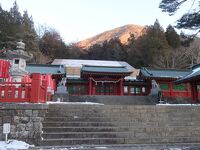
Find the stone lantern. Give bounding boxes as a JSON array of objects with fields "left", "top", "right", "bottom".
[{"left": 6, "top": 40, "right": 33, "bottom": 82}]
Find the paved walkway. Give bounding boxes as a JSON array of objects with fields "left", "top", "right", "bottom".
[{"left": 30, "top": 144, "right": 200, "bottom": 150}]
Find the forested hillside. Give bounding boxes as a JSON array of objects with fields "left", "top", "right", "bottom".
[{"left": 0, "top": 1, "right": 199, "bottom": 69}]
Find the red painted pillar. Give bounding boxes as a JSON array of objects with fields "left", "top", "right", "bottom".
[
  {"left": 114, "top": 83, "right": 117, "bottom": 95},
  {"left": 186, "top": 83, "right": 190, "bottom": 97},
  {"left": 169, "top": 82, "right": 173, "bottom": 97},
  {"left": 30, "top": 73, "right": 41, "bottom": 103},
  {"left": 41, "top": 80, "right": 47, "bottom": 103},
  {"left": 191, "top": 82, "right": 198, "bottom": 103},
  {"left": 89, "top": 77, "right": 92, "bottom": 95},
  {"left": 120, "top": 78, "right": 123, "bottom": 96}
]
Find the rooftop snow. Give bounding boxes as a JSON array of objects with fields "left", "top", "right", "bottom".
[{"left": 52, "top": 59, "right": 134, "bottom": 71}]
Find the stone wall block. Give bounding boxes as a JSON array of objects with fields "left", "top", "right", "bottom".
[
  {"left": 0, "top": 117, "right": 2, "bottom": 125},
  {"left": 32, "top": 117, "right": 42, "bottom": 122},
  {"left": 17, "top": 124, "right": 26, "bottom": 132},
  {"left": 33, "top": 122, "right": 42, "bottom": 133},
  {"left": 3, "top": 116, "right": 11, "bottom": 123},
  {"left": 13, "top": 116, "right": 20, "bottom": 124},
  {"left": 20, "top": 117, "right": 29, "bottom": 124},
  {"left": 16, "top": 110, "right": 25, "bottom": 116},
  {"left": 32, "top": 110, "right": 39, "bottom": 117},
  {"left": 26, "top": 122, "right": 33, "bottom": 131},
  {"left": 19, "top": 131, "right": 29, "bottom": 139},
  {"left": 10, "top": 132, "right": 17, "bottom": 138},
  {"left": 10, "top": 125, "right": 16, "bottom": 133},
  {"left": 25, "top": 110, "right": 32, "bottom": 117}
]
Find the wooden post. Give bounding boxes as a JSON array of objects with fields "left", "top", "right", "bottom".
[
  {"left": 191, "top": 82, "right": 198, "bottom": 103},
  {"left": 30, "top": 73, "right": 41, "bottom": 103},
  {"left": 89, "top": 77, "right": 92, "bottom": 95},
  {"left": 169, "top": 82, "right": 173, "bottom": 97},
  {"left": 186, "top": 83, "right": 190, "bottom": 97},
  {"left": 120, "top": 78, "right": 123, "bottom": 96}
]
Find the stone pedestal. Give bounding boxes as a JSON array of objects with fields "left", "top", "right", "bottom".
[{"left": 53, "top": 85, "right": 69, "bottom": 102}]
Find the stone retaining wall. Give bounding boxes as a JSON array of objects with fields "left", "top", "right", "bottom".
[
  {"left": 68, "top": 95, "right": 157, "bottom": 105},
  {"left": 1, "top": 103, "right": 200, "bottom": 145},
  {"left": 0, "top": 103, "right": 48, "bottom": 145}
]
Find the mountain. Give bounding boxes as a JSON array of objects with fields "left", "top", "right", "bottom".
[{"left": 77, "top": 24, "right": 144, "bottom": 49}]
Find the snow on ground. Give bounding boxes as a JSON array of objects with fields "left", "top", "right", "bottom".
[
  {"left": 157, "top": 103, "right": 200, "bottom": 106},
  {"left": 47, "top": 101, "right": 104, "bottom": 105},
  {"left": 0, "top": 140, "right": 34, "bottom": 150}
]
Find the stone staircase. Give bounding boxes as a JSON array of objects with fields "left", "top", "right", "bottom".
[
  {"left": 40, "top": 104, "right": 128, "bottom": 146},
  {"left": 40, "top": 104, "right": 200, "bottom": 146}
]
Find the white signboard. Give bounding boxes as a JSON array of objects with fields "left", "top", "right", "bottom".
[{"left": 3, "top": 123, "right": 10, "bottom": 134}]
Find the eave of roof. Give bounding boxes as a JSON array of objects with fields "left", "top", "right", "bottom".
[
  {"left": 140, "top": 67, "right": 190, "bottom": 80},
  {"left": 26, "top": 64, "right": 66, "bottom": 75},
  {"left": 81, "top": 65, "right": 132, "bottom": 75},
  {"left": 175, "top": 66, "right": 200, "bottom": 84}
]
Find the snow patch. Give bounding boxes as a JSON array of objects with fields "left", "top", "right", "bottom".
[
  {"left": 0, "top": 140, "right": 34, "bottom": 150},
  {"left": 69, "top": 146, "right": 84, "bottom": 149},
  {"left": 157, "top": 103, "right": 200, "bottom": 106},
  {"left": 95, "top": 146, "right": 107, "bottom": 149},
  {"left": 47, "top": 101, "right": 104, "bottom": 105},
  {"left": 164, "top": 148, "right": 183, "bottom": 150}
]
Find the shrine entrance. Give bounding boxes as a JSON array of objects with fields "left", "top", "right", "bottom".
[{"left": 95, "top": 82, "right": 115, "bottom": 95}]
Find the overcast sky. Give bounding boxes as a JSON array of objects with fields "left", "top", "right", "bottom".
[{"left": 0, "top": 0, "right": 192, "bottom": 43}]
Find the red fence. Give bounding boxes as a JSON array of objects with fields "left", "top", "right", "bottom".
[
  {"left": 0, "top": 82, "right": 31, "bottom": 102},
  {"left": 0, "top": 73, "right": 48, "bottom": 103}
]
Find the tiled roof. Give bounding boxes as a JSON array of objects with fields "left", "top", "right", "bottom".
[
  {"left": 175, "top": 64, "right": 200, "bottom": 83},
  {"left": 26, "top": 64, "right": 65, "bottom": 75},
  {"left": 82, "top": 65, "right": 132, "bottom": 74},
  {"left": 140, "top": 67, "right": 190, "bottom": 79},
  {"left": 52, "top": 59, "right": 134, "bottom": 71}
]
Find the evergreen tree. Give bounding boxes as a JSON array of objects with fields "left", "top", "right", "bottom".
[
  {"left": 159, "top": 0, "right": 200, "bottom": 31},
  {"left": 39, "top": 29, "right": 69, "bottom": 60},
  {"left": 135, "top": 20, "right": 170, "bottom": 68},
  {"left": 165, "top": 25, "right": 181, "bottom": 48},
  {"left": 22, "top": 10, "right": 41, "bottom": 62}
]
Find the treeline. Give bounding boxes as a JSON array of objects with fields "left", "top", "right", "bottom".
[
  {"left": 83, "top": 20, "right": 200, "bottom": 69},
  {"left": 0, "top": 2, "right": 200, "bottom": 69}
]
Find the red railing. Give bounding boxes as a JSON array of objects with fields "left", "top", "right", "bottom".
[
  {"left": 0, "top": 82, "right": 31, "bottom": 102},
  {"left": 0, "top": 73, "right": 48, "bottom": 103}
]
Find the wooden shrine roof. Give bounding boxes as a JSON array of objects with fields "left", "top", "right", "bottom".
[
  {"left": 139, "top": 67, "right": 190, "bottom": 80},
  {"left": 81, "top": 65, "right": 132, "bottom": 76},
  {"left": 26, "top": 64, "right": 66, "bottom": 75},
  {"left": 175, "top": 64, "right": 200, "bottom": 83}
]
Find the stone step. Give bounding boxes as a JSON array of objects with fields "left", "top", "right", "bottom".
[
  {"left": 43, "top": 116, "right": 159, "bottom": 122},
  {"left": 43, "top": 117, "right": 194, "bottom": 125},
  {"left": 40, "top": 138, "right": 125, "bottom": 146},
  {"left": 42, "top": 126, "right": 128, "bottom": 132},
  {"left": 42, "top": 122, "right": 114, "bottom": 127},
  {"left": 44, "top": 117, "right": 113, "bottom": 122},
  {"left": 45, "top": 113, "right": 104, "bottom": 118},
  {"left": 41, "top": 132, "right": 127, "bottom": 139}
]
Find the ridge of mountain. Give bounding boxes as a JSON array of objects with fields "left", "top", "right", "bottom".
[{"left": 77, "top": 24, "right": 144, "bottom": 49}]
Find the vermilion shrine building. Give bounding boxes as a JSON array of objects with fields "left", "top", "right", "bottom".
[
  {"left": 0, "top": 48, "right": 200, "bottom": 103},
  {"left": 52, "top": 59, "right": 149, "bottom": 96},
  {"left": 139, "top": 68, "right": 193, "bottom": 98}
]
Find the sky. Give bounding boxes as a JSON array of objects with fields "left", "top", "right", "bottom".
[{"left": 0, "top": 0, "right": 191, "bottom": 43}]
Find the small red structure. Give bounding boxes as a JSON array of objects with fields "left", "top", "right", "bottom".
[
  {"left": 0, "top": 73, "right": 47, "bottom": 103},
  {"left": 175, "top": 64, "right": 200, "bottom": 103},
  {"left": 139, "top": 67, "right": 194, "bottom": 99}
]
